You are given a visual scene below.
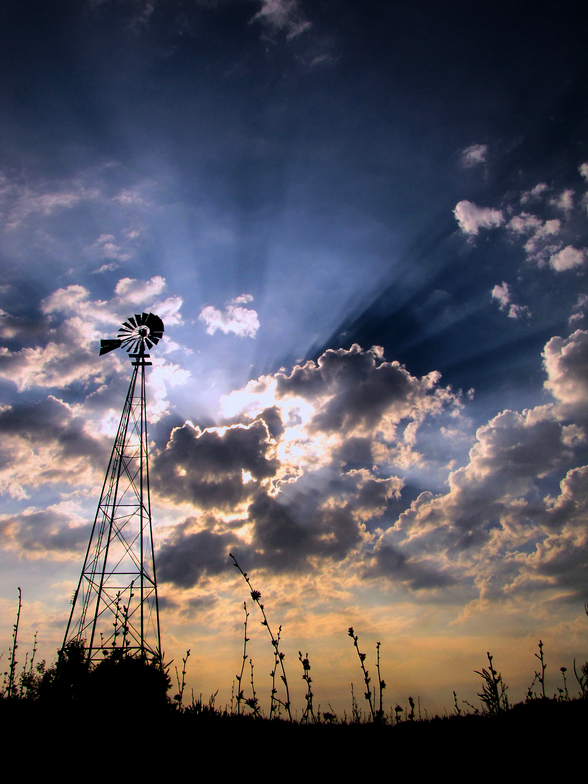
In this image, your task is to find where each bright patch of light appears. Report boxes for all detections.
[220,377,278,418]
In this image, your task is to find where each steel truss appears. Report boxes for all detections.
[63,349,161,663]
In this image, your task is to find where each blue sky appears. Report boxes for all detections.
[1,0,588,714]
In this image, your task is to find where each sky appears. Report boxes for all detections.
[1,0,588,716]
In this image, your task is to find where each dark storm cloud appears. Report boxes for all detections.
[0,396,107,462]
[529,535,588,601]
[249,489,362,572]
[334,436,373,471]
[544,465,588,531]
[0,309,47,344]
[351,475,403,519]
[276,344,455,435]
[361,541,455,590]
[157,525,236,588]
[152,419,278,508]
[0,508,91,554]
[253,406,284,440]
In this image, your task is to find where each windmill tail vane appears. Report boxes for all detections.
[63,312,165,663]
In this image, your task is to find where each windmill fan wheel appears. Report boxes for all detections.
[99,312,165,356]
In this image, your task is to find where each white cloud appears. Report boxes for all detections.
[0,396,109,498]
[507,303,531,319]
[89,233,133,262]
[543,330,588,416]
[507,212,542,234]
[491,283,531,319]
[491,282,510,311]
[549,245,586,272]
[199,295,260,338]
[93,262,120,274]
[252,0,311,39]
[569,294,588,324]
[579,163,588,182]
[461,143,487,168]
[363,327,588,603]
[0,176,101,230]
[520,183,549,204]
[550,188,575,213]
[114,275,167,304]
[453,200,504,235]
[153,344,466,578]
[152,295,184,327]
[507,213,562,264]
[147,358,192,421]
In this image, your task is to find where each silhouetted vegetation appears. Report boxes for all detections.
[2,587,588,756]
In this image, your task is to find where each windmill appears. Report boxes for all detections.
[63,312,164,663]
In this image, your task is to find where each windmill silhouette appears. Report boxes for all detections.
[63,313,164,662]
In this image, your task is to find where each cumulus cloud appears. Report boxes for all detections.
[1,178,101,230]
[543,330,588,417]
[550,188,575,213]
[0,504,91,558]
[199,294,259,338]
[375,328,588,602]
[152,344,465,582]
[491,282,531,319]
[158,525,236,588]
[507,213,562,264]
[395,405,574,575]
[453,200,504,235]
[460,169,588,281]
[549,245,586,272]
[4,292,587,608]
[0,396,109,498]
[361,540,456,589]
[520,183,549,204]
[461,143,487,168]
[249,487,362,572]
[0,320,102,391]
[153,419,278,510]
[89,234,132,263]
[93,262,120,274]
[569,294,588,324]
[114,275,167,303]
[491,282,510,310]
[274,344,457,438]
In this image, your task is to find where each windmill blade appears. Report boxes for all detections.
[145,313,164,339]
[99,339,122,356]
